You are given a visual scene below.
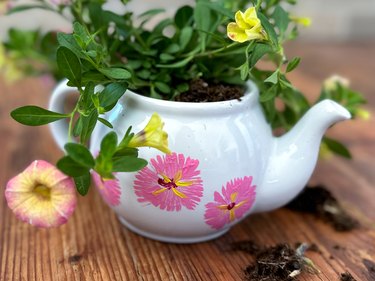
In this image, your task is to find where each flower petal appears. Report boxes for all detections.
[227,23,250,43]
[5,160,77,228]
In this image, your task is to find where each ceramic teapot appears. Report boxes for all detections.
[49,80,351,243]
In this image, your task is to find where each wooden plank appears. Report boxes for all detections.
[1,43,374,280]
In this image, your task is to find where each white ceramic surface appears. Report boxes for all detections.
[49,80,351,243]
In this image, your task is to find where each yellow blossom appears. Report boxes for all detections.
[0,43,23,83]
[356,108,371,121]
[0,1,8,15]
[128,113,171,154]
[290,16,312,27]
[227,7,267,43]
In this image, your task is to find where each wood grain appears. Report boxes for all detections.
[1,43,374,281]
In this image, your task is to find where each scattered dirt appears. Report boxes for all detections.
[68,254,82,264]
[285,185,359,231]
[340,272,357,281]
[363,259,375,280]
[175,79,244,102]
[232,241,317,281]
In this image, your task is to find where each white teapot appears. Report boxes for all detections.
[49,80,351,243]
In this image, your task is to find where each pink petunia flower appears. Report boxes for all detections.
[5,160,77,228]
[92,171,121,206]
[134,153,203,211]
[204,177,256,230]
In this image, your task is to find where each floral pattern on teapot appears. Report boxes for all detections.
[204,177,256,229]
[134,153,203,211]
[92,171,121,207]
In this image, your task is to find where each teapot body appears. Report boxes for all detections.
[90,81,272,243]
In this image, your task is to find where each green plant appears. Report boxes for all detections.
[2,0,367,195]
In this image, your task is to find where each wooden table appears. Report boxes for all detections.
[1,42,374,280]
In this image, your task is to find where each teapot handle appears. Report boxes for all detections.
[48,80,78,151]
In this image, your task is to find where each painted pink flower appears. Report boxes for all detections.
[92,171,121,206]
[204,177,256,230]
[5,160,77,228]
[134,153,203,211]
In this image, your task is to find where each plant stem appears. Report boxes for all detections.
[67,89,82,142]
[193,42,239,58]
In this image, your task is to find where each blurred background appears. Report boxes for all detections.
[1,0,375,42]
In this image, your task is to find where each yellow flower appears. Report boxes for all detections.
[0,1,8,15]
[128,113,171,154]
[0,43,23,83]
[290,16,312,27]
[356,108,371,121]
[227,7,267,43]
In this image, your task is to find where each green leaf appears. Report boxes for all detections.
[73,117,83,137]
[99,68,131,80]
[98,83,127,111]
[7,5,54,15]
[57,33,84,58]
[100,132,118,158]
[258,12,278,46]
[249,43,273,69]
[113,147,138,158]
[155,82,171,94]
[11,106,69,126]
[286,57,301,73]
[179,26,193,50]
[57,156,89,177]
[65,143,95,168]
[194,1,211,50]
[74,173,91,196]
[82,71,107,84]
[98,117,113,128]
[323,137,352,158]
[139,8,166,19]
[200,1,234,20]
[174,5,194,29]
[260,85,277,102]
[265,70,279,84]
[240,62,249,81]
[272,5,290,35]
[165,43,180,54]
[80,109,98,144]
[112,156,148,172]
[56,46,82,87]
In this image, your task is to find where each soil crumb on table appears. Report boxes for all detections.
[232,241,318,280]
[285,185,359,231]
[175,79,244,102]
[363,259,375,280]
[340,271,357,281]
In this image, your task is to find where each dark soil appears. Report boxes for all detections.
[285,185,359,231]
[175,79,244,102]
[232,241,316,281]
[340,272,357,281]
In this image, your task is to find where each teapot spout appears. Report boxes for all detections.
[254,100,351,213]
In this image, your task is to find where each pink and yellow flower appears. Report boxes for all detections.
[128,113,171,154]
[5,160,77,228]
[92,171,121,206]
[205,177,256,230]
[227,7,267,43]
[134,153,203,211]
